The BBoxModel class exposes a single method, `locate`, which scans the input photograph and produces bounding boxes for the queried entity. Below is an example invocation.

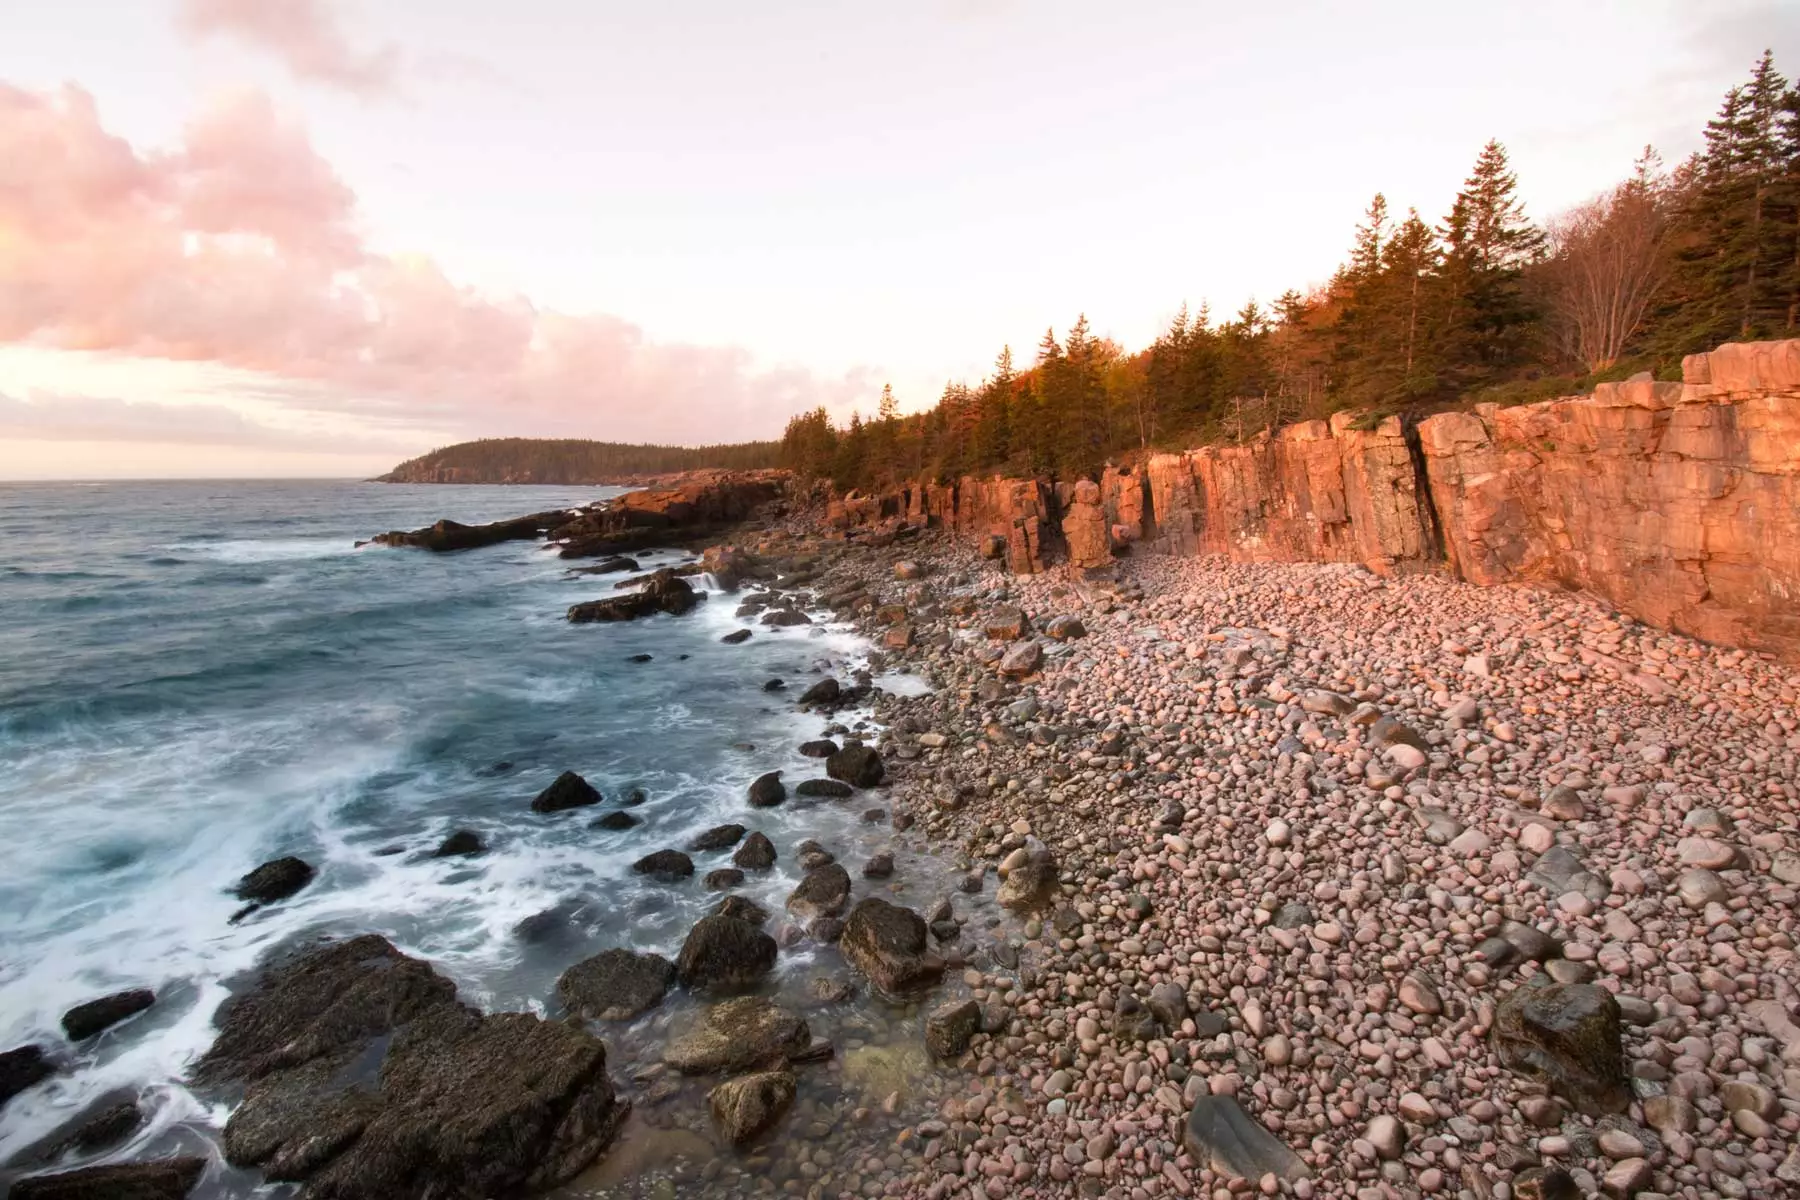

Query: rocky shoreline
[6,482,1799,1200]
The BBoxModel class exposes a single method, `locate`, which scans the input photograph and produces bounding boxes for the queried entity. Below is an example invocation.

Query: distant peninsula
[376,437,781,484]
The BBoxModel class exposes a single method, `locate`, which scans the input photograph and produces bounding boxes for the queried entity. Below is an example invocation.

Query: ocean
[0,480,942,1196]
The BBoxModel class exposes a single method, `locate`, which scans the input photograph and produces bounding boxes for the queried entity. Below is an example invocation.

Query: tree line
[379,437,782,483]
[784,51,1800,492]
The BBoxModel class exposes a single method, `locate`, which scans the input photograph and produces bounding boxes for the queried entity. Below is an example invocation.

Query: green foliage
[381,437,780,482]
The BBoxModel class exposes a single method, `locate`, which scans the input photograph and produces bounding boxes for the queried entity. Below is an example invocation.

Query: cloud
[0,83,873,446]
[0,388,411,453]
[178,0,400,98]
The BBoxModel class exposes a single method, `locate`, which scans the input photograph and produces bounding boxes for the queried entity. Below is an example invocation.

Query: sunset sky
[2,0,1795,479]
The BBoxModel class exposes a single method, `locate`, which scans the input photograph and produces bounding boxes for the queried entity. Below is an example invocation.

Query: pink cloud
[0,84,872,444]
[179,0,400,98]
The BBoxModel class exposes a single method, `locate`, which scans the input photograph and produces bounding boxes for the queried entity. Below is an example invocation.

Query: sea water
[0,480,947,1194]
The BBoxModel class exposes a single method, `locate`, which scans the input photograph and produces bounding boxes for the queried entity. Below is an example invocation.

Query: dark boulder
[733,832,777,870]
[532,771,602,814]
[925,999,981,1059]
[61,988,155,1041]
[798,739,838,758]
[195,935,626,1200]
[863,853,894,880]
[704,868,745,890]
[40,1098,146,1157]
[720,628,752,645]
[713,895,770,926]
[796,679,841,707]
[433,829,484,858]
[760,609,811,627]
[592,810,640,831]
[708,1069,796,1145]
[233,857,315,906]
[570,555,639,575]
[747,771,786,808]
[838,898,943,995]
[761,678,785,692]
[1494,982,1629,1116]
[630,850,694,883]
[785,864,852,924]
[556,949,676,1021]
[664,997,809,1075]
[796,779,853,799]
[826,745,884,788]
[0,1044,57,1112]
[370,513,553,553]
[7,1158,206,1200]
[690,823,746,851]
[675,915,777,992]
[566,569,699,623]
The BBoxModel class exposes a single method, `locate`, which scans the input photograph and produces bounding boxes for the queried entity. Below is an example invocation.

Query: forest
[379,436,781,483]
[782,52,1800,493]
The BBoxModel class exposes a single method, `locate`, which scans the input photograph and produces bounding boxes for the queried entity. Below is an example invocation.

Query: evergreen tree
[1437,140,1546,387]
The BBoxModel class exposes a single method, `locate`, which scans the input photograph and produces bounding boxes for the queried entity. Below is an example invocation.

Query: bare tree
[1543,157,1669,372]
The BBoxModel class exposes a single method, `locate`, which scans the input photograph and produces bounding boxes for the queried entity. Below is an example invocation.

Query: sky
[1,0,1796,479]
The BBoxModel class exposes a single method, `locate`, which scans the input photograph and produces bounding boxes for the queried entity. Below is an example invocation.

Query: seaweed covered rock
[674,914,778,992]
[664,997,810,1075]
[838,898,943,995]
[556,949,676,1021]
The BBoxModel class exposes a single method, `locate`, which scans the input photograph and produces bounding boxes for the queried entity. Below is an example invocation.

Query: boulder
[690,823,746,852]
[592,810,640,831]
[925,999,981,1058]
[747,771,787,808]
[798,739,839,758]
[708,1069,796,1145]
[733,831,777,869]
[796,779,853,798]
[703,867,744,890]
[233,857,315,906]
[8,1159,207,1200]
[556,949,676,1021]
[985,607,1029,640]
[531,771,602,814]
[720,628,752,644]
[674,915,778,992]
[61,989,156,1042]
[630,850,694,882]
[1045,614,1086,640]
[996,853,1059,910]
[567,568,698,622]
[760,608,811,627]
[433,829,484,857]
[663,996,810,1075]
[838,898,944,995]
[195,935,625,1200]
[826,745,885,788]
[713,895,770,925]
[1183,1094,1311,1181]
[1493,982,1629,1115]
[796,678,841,707]
[893,560,927,580]
[0,1045,57,1112]
[862,853,894,879]
[998,641,1043,677]
[786,864,853,924]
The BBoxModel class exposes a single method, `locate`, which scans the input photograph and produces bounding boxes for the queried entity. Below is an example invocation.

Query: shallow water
[0,480,975,1196]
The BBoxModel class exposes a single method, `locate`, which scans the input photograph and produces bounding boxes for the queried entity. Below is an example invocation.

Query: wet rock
[747,771,787,808]
[795,779,853,798]
[708,1069,796,1144]
[690,823,747,852]
[826,745,885,788]
[760,608,811,627]
[863,852,894,879]
[432,829,484,857]
[839,898,944,995]
[720,628,752,644]
[567,569,698,622]
[712,895,769,926]
[556,949,676,1021]
[663,996,810,1074]
[796,678,841,707]
[996,853,1059,910]
[925,999,981,1058]
[786,863,853,923]
[233,856,315,906]
[0,1045,57,1112]
[592,810,640,831]
[27,1097,146,1159]
[1182,1094,1312,1181]
[61,989,155,1042]
[798,739,839,758]
[1494,982,1630,1116]
[675,914,778,992]
[704,867,744,890]
[531,771,602,814]
[8,1158,207,1200]
[630,849,694,882]
[733,831,777,869]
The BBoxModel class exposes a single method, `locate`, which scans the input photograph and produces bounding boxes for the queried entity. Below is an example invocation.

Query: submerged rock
[709,1069,796,1144]
[61,989,155,1042]
[556,949,676,1021]
[786,863,852,924]
[690,823,746,852]
[839,898,943,995]
[592,810,640,831]
[1493,982,1630,1116]
[531,771,602,814]
[433,829,484,857]
[1183,1094,1312,1181]
[0,1045,57,1112]
[712,895,770,926]
[675,914,778,992]
[630,849,694,882]
[233,856,315,907]
[8,1158,207,1200]
[747,771,786,808]
[664,996,810,1075]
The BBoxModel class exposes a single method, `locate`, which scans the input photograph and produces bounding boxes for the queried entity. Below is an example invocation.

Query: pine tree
[878,383,899,422]
[1437,140,1545,389]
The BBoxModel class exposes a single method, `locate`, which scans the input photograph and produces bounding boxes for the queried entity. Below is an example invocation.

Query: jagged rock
[567,568,699,622]
[674,914,778,992]
[370,513,554,553]
[708,1069,796,1144]
[985,607,1029,640]
[570,555,638,575]
[838,898,944,995]
[556,949,676,1021]
[733,831,777,869]
[826,745,884,788]
[0,1045,57,1112]
[691,823,746,851]
[925,999,981,1058]
[663,997,809,1074]
[233,857,315,906]
[1183,1094,1312,1181]
[531,771,602,813]
[8,1158,207,1200]
[630,849,694,882]
[747,771,787,807]
[786,864,852,923]
[1494,982,1630,1116]
[61,989,155,1041]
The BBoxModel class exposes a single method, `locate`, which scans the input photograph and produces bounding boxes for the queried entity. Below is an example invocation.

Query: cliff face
[837,336,1800,662]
